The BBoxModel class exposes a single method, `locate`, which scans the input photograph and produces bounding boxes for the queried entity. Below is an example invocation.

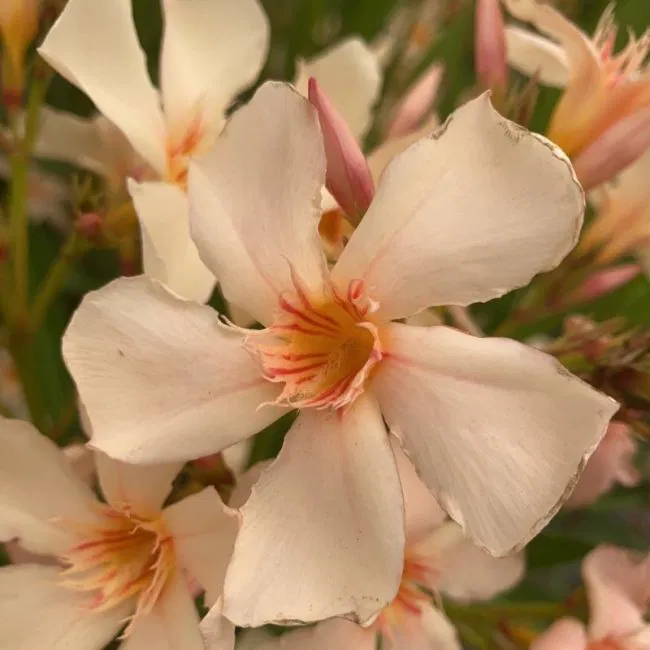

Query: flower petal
[199,599,236,650]
[294,37,382,139]
[62,276,283,464]
[333,94,584,321]
[94,452,182,517]
[505,25,569,88]
[529,619,588,650]
[583,545,650,640]
[160,0,269,129]
[38,0,166,173]
[121,573,204,650]
[129,180,216,304]
[388,605,461,650]
[188,82,327,325]
[439,538,525,602]
[223,395,404,627]
[0,418,99,556]
[373,323,618,555]
[0,564,126,650]
[164,488,239,606]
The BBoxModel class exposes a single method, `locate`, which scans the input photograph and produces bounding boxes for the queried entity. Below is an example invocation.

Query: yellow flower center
[250,271,383,410]
[58,503,176,636]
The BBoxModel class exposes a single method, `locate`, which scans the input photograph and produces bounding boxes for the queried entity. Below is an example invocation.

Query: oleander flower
[504,0,650,188]
[0,418,238,650]
[62,82,617,628]
[531,546,650,650]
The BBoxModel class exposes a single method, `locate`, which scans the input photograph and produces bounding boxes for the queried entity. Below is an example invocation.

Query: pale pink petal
[223,395,404,627]
[391,438,446,543]
[199,599,236,650]
[583,545,650,640]
[164,488,239,606]
[387,605,461,650]
[387,65,443,138]
[372,324,618,555]
[529,618,588,650]
[0,564,127,650]
[121,573,204,650]
[0,418,99,556]
[221,439,253,477]
[188,82,326,326]
[439,538,525,602]
[228,460,271,509]
[129,180,216,304]
[160,0,269,129]
[333,94,584,321]
[34,107,105,173]
[295,37,382,139]
[62,276,284,464]
[38,0,166,174]
[565,423,639,508]
[94,453,182,517]
[505,25,569,88]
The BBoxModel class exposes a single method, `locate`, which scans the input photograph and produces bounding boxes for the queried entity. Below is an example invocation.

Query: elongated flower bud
[475,0,508,95]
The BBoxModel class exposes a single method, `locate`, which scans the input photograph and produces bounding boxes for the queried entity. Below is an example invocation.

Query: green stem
[30,233,87,332]
[447,601,562,620]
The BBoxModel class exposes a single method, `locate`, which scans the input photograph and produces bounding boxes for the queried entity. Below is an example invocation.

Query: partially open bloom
[0,418,238,650]
[63,83,617,627]
[566,422,640,509]
[38,0,270,303]
[504,0,650,185]
[212,444,524,650]
[531,545,650,650]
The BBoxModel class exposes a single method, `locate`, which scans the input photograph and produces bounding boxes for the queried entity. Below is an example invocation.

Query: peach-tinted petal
[333,94,584,321]
[0,418,99,556]
[0,565,128,650]
[63,277,284,464]
[295,37,382,139]
[38,0,166,174]
[372,323,618,555]
[121,573,204,650]
[439,538,525,602]
[188,82,326,325]
[505,25,569,88]
[530,618,588,650]
[583,545,650,640]
[160,0,269,130]
[129,180,216,303]
[565,422,639,508]
[223,395,404,627]
[387,605,462,650]
[164,488,239,607]
[94,453,182,518]
[199,599,236,650]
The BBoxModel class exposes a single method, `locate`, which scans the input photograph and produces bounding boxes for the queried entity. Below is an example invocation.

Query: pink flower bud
[308,77,375,224]
[387,64,443,138]
[475,0,508,94]
[573,106,650,190]
[569,264,641,303]
[75,211,103,239]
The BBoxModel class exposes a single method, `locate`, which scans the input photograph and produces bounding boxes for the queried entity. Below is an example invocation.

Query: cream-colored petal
[530,619,588,650]
[387,605,461,650]
[188,82,326,326]
[160,0,269,129]
[121,573,204,650]
[38,0,166,173]
[373,324,618,556]
[164,488,239,606]
[505,25,569,87]
[333,94,584,321]
[95,453,182,517]
[295,37,382,139]
[129,180,216,304]
[63,276,284,464]
[0,565,127,650]
[583,545,650,641]
[199,599,236,650]
[0,418,99,556]
[439,537,525,602]
[223,395,404,627]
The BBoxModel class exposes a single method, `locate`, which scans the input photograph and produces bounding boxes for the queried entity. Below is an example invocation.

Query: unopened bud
[475,0,508,96]
[566,264,641,304]
[308,77,375,224]
[75,211,103,240]
[0,0,39,99]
